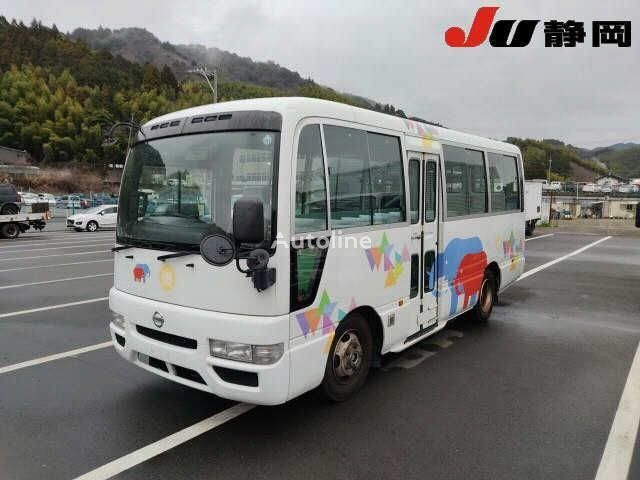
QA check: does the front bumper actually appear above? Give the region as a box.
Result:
[109,288,291,405]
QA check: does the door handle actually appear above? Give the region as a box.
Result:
[411,233,422,240]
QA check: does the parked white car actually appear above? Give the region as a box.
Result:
[66,205,118,232]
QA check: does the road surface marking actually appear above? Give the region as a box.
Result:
[0,241,114,253]
[73,403,256,480]
[0,259,112,273]
[525,233,554,242]
[0,342,112,375]
[595,340,640,480]
[519,236,611,281]
[0,250,110,262]
[0,297,109,319]
[0,273,112,290]
[0,235,116,246]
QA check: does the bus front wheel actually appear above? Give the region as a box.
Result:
[321,314,373,402]
[473,269,497,323]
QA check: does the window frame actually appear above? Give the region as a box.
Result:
[487,151,521,213]
[441,141,524,222]
[293,123,329,235]
[317,118,409,234]
[290,118,332,242]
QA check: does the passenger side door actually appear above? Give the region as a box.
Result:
[406,152,439,338]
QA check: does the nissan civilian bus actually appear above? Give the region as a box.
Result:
[109,97,525,404]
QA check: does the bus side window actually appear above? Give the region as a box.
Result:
[424,161,437,222]
[295,125,327,233]
[488,152,520,212]
[443,145,487,218]
[410,253,419,298]
[409,159,420,224]
[424,250,436,293]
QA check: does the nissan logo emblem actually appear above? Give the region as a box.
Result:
[152,311,164,328]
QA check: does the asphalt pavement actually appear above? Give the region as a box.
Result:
[0,225,638,480]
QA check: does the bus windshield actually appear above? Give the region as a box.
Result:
[118,130,278,250]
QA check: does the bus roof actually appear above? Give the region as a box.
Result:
[141,97,520,155]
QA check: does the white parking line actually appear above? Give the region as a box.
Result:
[0,342,112,375]
[0,242,114,253]
[0,297,108,319]
[0,235,114,248]
[524,233,554,242]
[0,259,112,273]
[73,403,256,480]
[519,236,611,281]
[595,340,640,480]
[0,273,112,290]
[0,250,110,262]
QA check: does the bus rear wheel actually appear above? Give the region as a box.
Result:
[472,269,496,323]
[321,314,373,402]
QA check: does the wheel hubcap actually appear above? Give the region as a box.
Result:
[333,330,363,380]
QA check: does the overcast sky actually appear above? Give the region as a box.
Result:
[2,0,639,148]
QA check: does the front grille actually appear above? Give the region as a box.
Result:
[114,333,125,347]
[213,366,259,387]
[174,365,206,384]
[136,325,197,349]
[137,352,168,372]
[66,220,73,226]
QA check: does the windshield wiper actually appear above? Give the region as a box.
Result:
[111,245,134,252]
[157,251,195,262]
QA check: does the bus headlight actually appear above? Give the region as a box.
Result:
[210,339,283,365]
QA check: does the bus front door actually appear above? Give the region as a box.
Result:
[407,152,439,337]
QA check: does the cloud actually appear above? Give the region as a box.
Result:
[2,0,639,147]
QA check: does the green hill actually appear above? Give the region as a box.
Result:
[0,18,412,171]
[506,137,607,181]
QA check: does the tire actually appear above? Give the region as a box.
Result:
[1,203,19,215]
[74,228,82,232]
[472,269,497,323]
[320,314,373,402]
[86,220,98,232]
[0,222,20,239]
[525,221,532,237]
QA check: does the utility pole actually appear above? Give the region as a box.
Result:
[547,153,552,184]
[186,65,217,103]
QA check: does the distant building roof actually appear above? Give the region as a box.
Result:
[595,174,628,183]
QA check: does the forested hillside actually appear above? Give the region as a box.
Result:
[0,18,408,171]
[594,146,640,178]
[507,138,607,181]
[69,26,406,114]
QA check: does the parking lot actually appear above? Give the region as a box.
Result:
[0,224,638,480]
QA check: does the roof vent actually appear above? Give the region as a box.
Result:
[170,120,181,127]
[204,115,217,122]
[159,122,169,129]
[191,117,204,124]
[218,114,232,120]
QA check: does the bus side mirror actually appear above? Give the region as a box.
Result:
[636,204,640,228]
[233,198,264,244]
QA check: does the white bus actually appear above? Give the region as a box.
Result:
[110,98,525,404]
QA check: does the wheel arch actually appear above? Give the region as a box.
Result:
[486,261,501,291]
[347,305,384,356]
